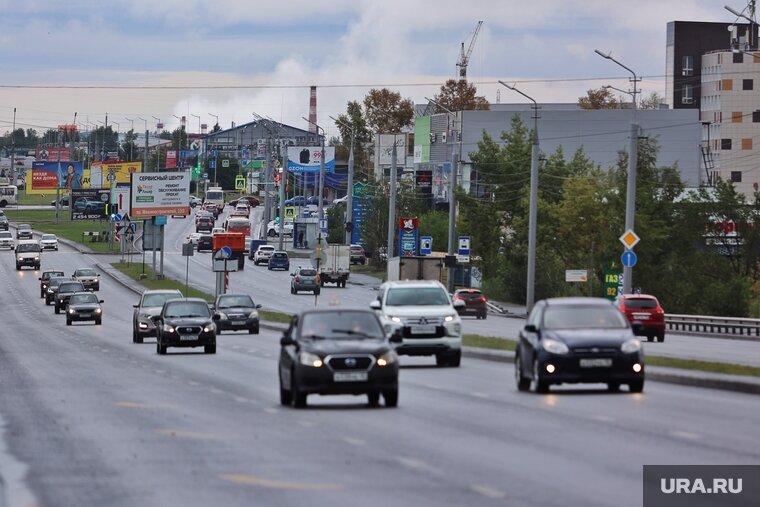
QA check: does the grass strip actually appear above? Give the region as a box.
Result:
[5,209,115,253]
[645,355,760,378]
[463,334,517,351]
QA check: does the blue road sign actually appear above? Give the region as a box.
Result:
[621,250,637,268]
[114,213,123,222]
[420,236,433,255]
[221,246,232,259]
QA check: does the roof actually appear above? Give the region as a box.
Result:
[544,297,614,306]
[381,280,446,288]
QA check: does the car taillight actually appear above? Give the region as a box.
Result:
[655,306,664,315]
[455,296,464,301]
[480,297,487,303]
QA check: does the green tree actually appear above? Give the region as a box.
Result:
[432,79,490,112]
[363,88,414,133]
[578,87,620,109]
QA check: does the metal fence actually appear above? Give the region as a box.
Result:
[666,314,760,338]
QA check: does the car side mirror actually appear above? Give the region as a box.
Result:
[280,334,295,346]
[370,300,381,310]
[212,314,221,321]
[453,299,466,308]
[389,329,403,343]
[150,315,160,322]
[256,304,262,309]
[524,324,538,333]
[133,304,139,308]
[99,300,104,304]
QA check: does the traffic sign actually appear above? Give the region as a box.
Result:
[420,236,433,256]
[621,250,638,268]
[222,159,230,168]
[221,246,232,259]
[235,176,245,190]
[619,229,640,249]
[114,213,122,222]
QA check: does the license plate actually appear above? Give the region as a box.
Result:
[179,334,197,341]
[333,372,368,382]
[231,321,245,326]
[579,358,613,368]
[410,325,435,334]
[633,313,651,320]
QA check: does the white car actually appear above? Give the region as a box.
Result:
[186,232,202,245]
[253,245,276,265]
[266,220,293,237]
[189,195,202,208]
[212,227,225,235]
[39,234,59,251]
[0,230,15,250]
[370,280,466,367]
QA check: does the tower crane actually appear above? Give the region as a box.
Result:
[456,21,483,79]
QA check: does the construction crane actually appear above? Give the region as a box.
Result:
[456,21,483,79]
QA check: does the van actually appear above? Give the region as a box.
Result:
[16,239,41,270]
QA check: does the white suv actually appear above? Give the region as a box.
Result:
[253,245,276,265]
[0,231,15,250]
[370,280,465,367]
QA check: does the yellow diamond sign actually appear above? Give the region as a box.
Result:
[619,229,640,249]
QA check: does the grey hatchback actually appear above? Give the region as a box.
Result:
[290,267,320,295]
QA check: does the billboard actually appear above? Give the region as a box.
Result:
[378,134,406,166]
[286,146,335,173]
[36,147,72,162]
[30,161,84,193]
[70,188,110,220]
[130,172,190,218]
[90,161,142,188]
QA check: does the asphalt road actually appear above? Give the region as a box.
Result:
[0,241,759,507]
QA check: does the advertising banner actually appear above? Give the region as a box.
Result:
[397,217,419,257]
[378,134,406,166]
[166,150,177,169]
[286,146,335,173]
[90,161,142,188]
[36,147,71,162]
[30,161,84,193]
[130,172,190,218]
[70,188,110,220]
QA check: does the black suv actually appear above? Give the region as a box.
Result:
[196,217,214,233]
[55,281,86,314]
[278,309,401,408]
[152,298,219,355]
[39,270,65,298]
[45,277,70,305]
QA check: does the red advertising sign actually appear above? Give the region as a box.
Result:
[166,150,177,169]
[36,147,71,162]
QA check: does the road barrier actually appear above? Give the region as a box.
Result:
[666,314,760,338]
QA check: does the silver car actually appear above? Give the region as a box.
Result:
[0,231,15,250]
[132,289,183,343]
[290,267,320,295]
[72,268,100,291]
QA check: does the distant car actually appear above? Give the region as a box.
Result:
[253,245,276,265]
[332,195,348,205]
[307,195,329,206]
[349,244,366,265]
[196,216,214,233]
[66,292,104,326]
[268,251,290,271]
[72,267,100,291]
[132,289,183,343]
[211,227,225,236]
[616,294,666,343]
[267,220,293,237]
[453,288,488,319]
[291,266,320,295]
[73,197,105,213]
[0,215,9,231]
[195,210,214,224]
[278,309,401,408]
[54,280,87,314]
[39,270,65,298]
[197,234,213,252]
[39,233,59,251]
[186,232,202,245]
[515,297,645,393]
[15,240,40,270]
[214,293,261,334]
[45,276,70,305]
[152,298,219,355]
[0,230,15,250]
[229,195,259,208]
[284,196,306,207]
[16,223,33,240]
[201,202,219,219]
[189,195,202,208]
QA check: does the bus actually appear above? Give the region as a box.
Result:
[204,186,225,213]
[0,184,18,208]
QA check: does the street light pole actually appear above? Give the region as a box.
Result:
[137,117,148,171]
[302,117,327,222]
[330,115,355,245]
[498,81,540,313]
[152,116,162,171]
[595,49,640,295]
[208,113,219,130]
[124,118,135,160]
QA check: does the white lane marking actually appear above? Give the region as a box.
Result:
[470,391,491,399]
[341,437,366,446]
[298,420,316,428]
[590,415,613,423]
[470,484,507,499]
[397,456,435,472]
[670,430,700,440]
[263,407,278,414]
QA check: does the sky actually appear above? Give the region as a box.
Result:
[0,0,739,139]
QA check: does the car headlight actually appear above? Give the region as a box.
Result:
[217,312,228,320]
[95,308,102,314]
[621,338,642,354]
[34,257,39,261]
[299,351,323,367]
[389,316,402,323]
[163,324,175,333]
[68,308,75,314]
[203,323,216,333]
[444,314,457,322]
[376,350,398,367]
[542,338,570,355]
[248,311,259,319]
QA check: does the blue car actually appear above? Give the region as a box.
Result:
[268,251,290,271]
[284,196,306,206]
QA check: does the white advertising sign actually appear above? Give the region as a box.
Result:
[378,134,406,165]
[130,172,190,218]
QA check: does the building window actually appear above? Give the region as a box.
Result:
[753,110,760,122]
[722,79,734,90]
[731,171,742,183]
[744,79,754,90]
[682,55,694,76]
[734,52,744,64]
[733,111,743,122]
[743,138,753,149]
[722,139,733,150]
[682,84,693,104]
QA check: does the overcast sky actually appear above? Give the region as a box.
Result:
[0,0,737,138]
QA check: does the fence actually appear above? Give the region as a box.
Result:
[665,314,760,339]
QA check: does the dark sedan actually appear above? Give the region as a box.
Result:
[278,309,401,408]
[152,298,219,354]
[45,276,70,305]
[197,234,213,252]
[66,292,104,326]
[55,281,86,314]
[214,293,261,334]
[39,270,65,298]
[514,297,645,394]
[268,251,290,271]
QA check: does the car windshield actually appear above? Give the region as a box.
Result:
[142,293,182,307]
[41,234,56,241]
[298,269,317,277]
[0,232,11,238]
[272,253,287,259]
[164,302,210,318]
[75,269,97,276]
[43,271,65,280]
[59,283,84,292]
[386,287,449,306]
[16,243,40,253]
[300,312,383,340]
[49,277,67,287]
[543,306,629,330]
[18,224,30,230]
[217,295,254,308]
[623,298,658,309]
[70,293,99,304]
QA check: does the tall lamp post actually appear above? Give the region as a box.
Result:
[330,115,355,245]
[124,117,135,160]
[112,121,120,160]
[595,49,639,296]
[137,117,148,171]
[498,81,540,313]
[152,116,162,170]
[424,97,461,293]
[208,113,219,130]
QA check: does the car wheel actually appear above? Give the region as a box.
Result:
[54,304,60,314]
[95,318,102,325]
[205,344,216,354]
[480,313,487,320]
[45,297,51,306]
[157,339,167,355]
[533,360,549,393]
[249,326,259,335]
[15,264,20,270]
[367,391,380,407]
[40,290,44,298]
[291,287,296,294]
[656,333,665,343]
[448,350,461,367]
[515,353,531,392]
[292,377,307,408]
[629,380,644,393]
[646,335,654,342]
[66,318,72,326]
[279,375,292,406]
[267,265,272,270]
[607,382,621,392]
[383,389,399,408]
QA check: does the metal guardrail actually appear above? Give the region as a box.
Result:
[666,314,760,338]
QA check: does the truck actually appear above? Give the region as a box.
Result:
[386,255,445,283]
[314,243,350,288]
[212,232,246,270]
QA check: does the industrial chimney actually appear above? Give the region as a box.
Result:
[308,86,317,134]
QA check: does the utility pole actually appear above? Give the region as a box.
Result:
[10,108,16,187]
[387,134,398,260]
[331,115,355,245]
